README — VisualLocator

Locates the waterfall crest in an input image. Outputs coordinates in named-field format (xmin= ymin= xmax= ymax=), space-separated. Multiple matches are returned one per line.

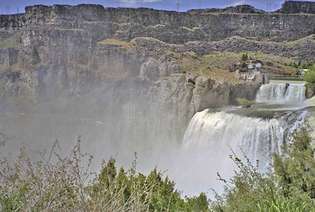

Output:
xmin=183 ymin=110 xmax=303 ymax=171
xmin=256 ymin=82 xmax=305 ymax=104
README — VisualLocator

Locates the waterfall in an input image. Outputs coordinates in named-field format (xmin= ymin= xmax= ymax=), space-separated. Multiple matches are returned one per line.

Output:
xmin=183 ymin=109 xmax=306 ymax=172
xmin=177 ymin=81 xmax=308 ymax=195
xmin=256 ymin=82 xmax=305 ymax=104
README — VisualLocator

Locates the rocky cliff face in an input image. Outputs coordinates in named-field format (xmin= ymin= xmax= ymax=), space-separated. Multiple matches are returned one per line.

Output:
xmin=0 ymin=2 xmax=314 ymax=145
xmin=278 ymin=1 xmax=315 ymax=14
xmin=1 ymin=3 xmax=315 ymax=43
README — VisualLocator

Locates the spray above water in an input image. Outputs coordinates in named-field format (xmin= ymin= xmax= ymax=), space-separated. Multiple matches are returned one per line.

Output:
xmin=177 ymin=108 xmax=307 ymax=195
xmin=183 ymin=110 xmax=285 ymax=172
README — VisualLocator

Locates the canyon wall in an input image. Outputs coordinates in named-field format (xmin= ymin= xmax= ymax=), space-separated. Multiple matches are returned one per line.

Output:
xmin=0 ymin=2 xmax=315 ymax=43
xmin=0 ymin=2 xmax=314 ymax=146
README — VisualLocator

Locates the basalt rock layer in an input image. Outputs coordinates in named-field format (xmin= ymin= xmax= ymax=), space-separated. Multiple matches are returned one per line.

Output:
xmin=1 ymin=3 xmax=315 ymax=43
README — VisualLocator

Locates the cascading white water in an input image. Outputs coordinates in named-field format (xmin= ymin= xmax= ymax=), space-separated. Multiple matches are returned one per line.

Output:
xmin=256 ymin=82 xmax=305 ymax=104
xmin=183 ymin=110 xmax=285 ymax=171
xmin=178 ymin=82 xmax=308 ymax=196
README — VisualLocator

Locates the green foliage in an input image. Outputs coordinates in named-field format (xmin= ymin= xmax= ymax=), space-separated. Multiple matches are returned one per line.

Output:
xmin=241 ymin=53 xmax=248 ymax=62
xmin=304 ymin=65 xmax=315 ymax=83
xmin=0 ymin=34 xmax=20 ymax=49
xmin=90 ymin=159 xmax=209 ymax=211
xmin=0 ymin=145 xmax=84 ymax=211
xmin=236 ymin=98 xmax=255 ymax=107
xmin=287 ymin=61 xmax=313 ymax=69
xmin=211 ymin=130 xmax=315 ymax=212
xmin=288 ymin=61 xmax=301 ymax=68
xmin=301 ymin=63 xmax=313 ymax=69
xmin=305 ymin=82 xmax=315 ymax=98
xmin=1 ymin=130 xmax=315 ymax=211
xmin=186 ymin=193 xmax=209 ymax=212
xmin=0 ymin=143 xmax=209 ymax=211
xmin=273 ymin=130 xmax=315 ymax=200
xmin=0 ymin=184 xmax=28 ymax=211
xmin=97 ymin=38 xmax=133 ymax=49
xmin=256 ymin=197 xmax=313 ymax=212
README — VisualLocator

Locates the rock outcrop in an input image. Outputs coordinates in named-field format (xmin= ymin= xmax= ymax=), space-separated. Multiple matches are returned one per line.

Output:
xmin=188 ymin=5 xmax=266 ymax=14
xmin=278 ymin=1 xmax=315 ymax=14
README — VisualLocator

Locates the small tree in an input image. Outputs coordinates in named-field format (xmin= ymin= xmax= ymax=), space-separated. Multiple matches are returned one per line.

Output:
xmin=241 ymin=53 xmax=248 ymax=62
xmin=211 ymin=129 xmax=315 ymax=212
xmin=304 ymin=65 xmax=315 ymax=83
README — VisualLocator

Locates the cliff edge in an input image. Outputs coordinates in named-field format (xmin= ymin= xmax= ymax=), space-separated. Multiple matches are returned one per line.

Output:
xmin=0 ymin=2 xmax=315 ymax=43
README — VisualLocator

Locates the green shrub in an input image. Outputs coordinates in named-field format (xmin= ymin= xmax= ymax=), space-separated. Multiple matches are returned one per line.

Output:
xmin=211 ymin=129 xmax=315 ymax=212
xmin=0 ymin=142 xmax=209 ymax=211
xmin=301 ymin=63 xmax=313 ymax=69
xmin=1 ymin=130 xmax=314 ymax=211
xmin=304 ymin=65 xmax=315 ymax=83
xmin=305 ymin=82 xmax=315 ymax=98
xmin=236 ymin=98 xmax=255 ymax=107
xmin=241 ymin=53 xmax=248 ymax=62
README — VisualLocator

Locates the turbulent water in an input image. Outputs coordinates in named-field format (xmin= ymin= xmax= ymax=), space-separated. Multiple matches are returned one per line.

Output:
xmin=256 ymin=81 xmax=305 ymax=104
xmin=179 ymin=81 xmax=308 ymax=195
xmin=183 ymin=110 xmax=286 ymax=172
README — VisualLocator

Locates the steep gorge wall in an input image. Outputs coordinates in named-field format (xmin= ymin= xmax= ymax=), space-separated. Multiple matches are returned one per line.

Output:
xmin=0 ymin=3 xmax=315 ymax=44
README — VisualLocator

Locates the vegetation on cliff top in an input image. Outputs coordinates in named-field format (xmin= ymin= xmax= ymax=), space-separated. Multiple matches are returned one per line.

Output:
xmin=94 ymin=38 xmax=300 ymax=85
xmin=97 ymin=39 xmax=134 ymax=49
xmin=180 ymin=51 xmax=296 ymax=84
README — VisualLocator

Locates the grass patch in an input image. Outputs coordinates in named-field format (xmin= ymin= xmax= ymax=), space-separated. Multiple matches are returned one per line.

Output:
xmin=97 ymin=38 xmax=134 ymax=49
xmin=236 ymin=98 xmax=255 ymax=107
xmin=0 ymin=34 xmax=20 ymax=49
xmin=180 ymin=51 xmax=296 ymax=85
xmin=180 ymin=52 xmax=241 ymax=84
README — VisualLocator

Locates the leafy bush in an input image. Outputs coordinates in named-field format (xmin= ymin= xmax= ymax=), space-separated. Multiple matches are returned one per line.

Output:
xmin=241 ymin=53 xmax=248 ymax=62
xmin=236 ymin=98 xmax=255 ymax=107
xmin=1 ymin=130 xmax=314 ymax=211
xmin=304 ymin=65 xmax=315 ymax=83
xmin=211 ymin=130 xmax=315 ymax=211
xmin=0 ymin=142 xmax=209 ymax=211
xmin=89 ymin=159 xmax=209 ymax=211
